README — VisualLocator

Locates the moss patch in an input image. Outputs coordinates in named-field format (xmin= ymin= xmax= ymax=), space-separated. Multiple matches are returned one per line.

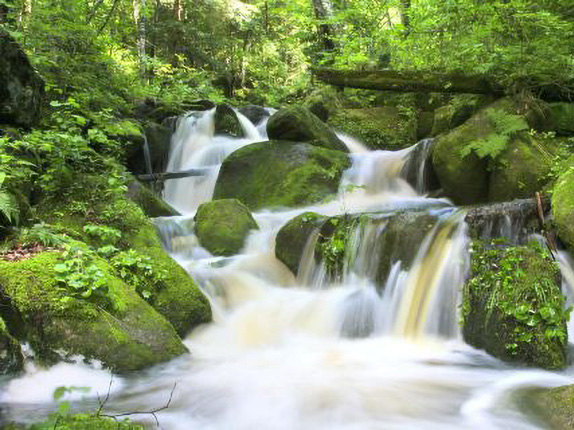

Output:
xmin=462 ymin=240 xmax=569 ymax=370
xmin=328 ymin=107 xmax=417 ymax=150
xmin=552 ymin=166 xmax=574 ymax=251
xmin=195 ymin=199 xmax=258 ymax=256
xmin=529 ymin=384 xmax=574 ymax=429
xmin=267 ymin=107 xmax=348 ymax=152
xmin=214 ymin=141 xmax=350 ymax=210
xmin=27 ymin=414 xmax=143 ymax=430
xmin=0 ymin=315 xmax=23 ymax=374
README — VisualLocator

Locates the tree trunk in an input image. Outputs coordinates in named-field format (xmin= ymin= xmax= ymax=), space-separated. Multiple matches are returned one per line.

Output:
xmin=313 ymin=68 xmax=574 ymax=102
xmin=133 ymin=0 xmax=147 ymax=80
xmin=311 ymin=0 xmax=336 ymax=53
xmin=400 ymin=0 xmax=411 ymax=36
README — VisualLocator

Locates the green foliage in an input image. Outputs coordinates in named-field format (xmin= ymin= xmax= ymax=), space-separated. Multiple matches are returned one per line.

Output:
xmin=54 ymin=245 xmax=111 ymax=308
xmin=460 ymin=108 xmax=529 ymax=161
xmin=0 ymin=172 xmax=19 ymax=226
xmin=110 ymin=249 xmax=165 ymax=300
xmin=317 ymin=216 xmax=356 ymax=278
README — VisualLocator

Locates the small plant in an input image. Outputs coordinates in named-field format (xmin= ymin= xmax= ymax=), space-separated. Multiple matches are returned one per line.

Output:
xmin=54 ymin=245 xmax=111 ymax=308
xmin=0 ymin=172 xmax=19 ymax=226
xmin=110 ymin=250 xmax=165 ymax=300
xmin=83 ymin=224 xmax=122 ymax=246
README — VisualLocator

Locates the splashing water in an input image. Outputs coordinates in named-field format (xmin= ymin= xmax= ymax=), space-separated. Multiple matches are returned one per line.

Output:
xmin=3 ymin=111 xmax=574 ymax=429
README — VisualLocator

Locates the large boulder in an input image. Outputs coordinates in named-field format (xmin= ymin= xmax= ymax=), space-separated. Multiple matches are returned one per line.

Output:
xmin=0 ymin=29 xmax=44 ymax=127
xmin=489 ymin=133 xmax=556 ymax=202
xmin=195 ymin=199 xmax=258 ymax=256
xmin=0 ymin=251 xmax=187 ymax=372
xmin=214 ymin=141 xmax=350 ymax=210
xmin=431 ymin=94 xmax=493 ymax=136
xmin=214 ymin=104 xmax=244 ymax=137
xmin=431 ymin=98 xmax=554 ymax=205
xmin=36 ymin=173 xmax=212 ymax=337
xmin=328 ymin=107 xmax=417 ymax=151
xmin=552 ymin=165 xmax=574 ymax=250
xmin=462 ymin=241 xmax=568 ymax=370
xmin=267 ymin=107 xmax=348 ymax=152
xmin=0 ymin=316 xmax=23 ymax=375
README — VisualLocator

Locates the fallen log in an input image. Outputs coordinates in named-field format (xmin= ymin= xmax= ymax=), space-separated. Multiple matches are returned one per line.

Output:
xmin=136 ymin=168 xmax=208 ymax=182
xmin=313 ymin=68 xmax=574 ymax=102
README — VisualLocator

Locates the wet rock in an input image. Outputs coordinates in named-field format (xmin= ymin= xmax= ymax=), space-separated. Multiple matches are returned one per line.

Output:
xmin=195 ymin=199 xmax=259 ymax=256
xmin=401 ymin=139 xmax=440 ymax=193
xmin=431 ymin=94 xmax=493 ymax=136
xmin=126 ymin=180 xmax=179 ymax=217
xmin=126 ymin=121 xmax=172 ymax=175
xmin=214 ymin=104 xmax=244 ymax=138
xmin=552 ymin=165 xmax=574 ymax=250
xmin=0 ymin=316 xmax=23 ymax=375
xmin=0 ymin=29 xmax=45 ymax=127
xmin=267 ymin=107 xmax=348 ymax=152
xmin=328 ymin=107 xmax=417 ymax=151
xmin=547 ymin=102 xmax=574 ymax=135
xmin=530 ymin=384 xmax=574 ymax=429
xmin=275 ymin=212 xmax=328 ymax=274
xmin=134 ymin=98 xmax=215 ymax=124
xmin=214 ymin=140 xmax=350 ymax=210
xmin=462 ymin=241 xmax=568 ymax=370
xmin=239 ymin=105 xmax=269 ymax=125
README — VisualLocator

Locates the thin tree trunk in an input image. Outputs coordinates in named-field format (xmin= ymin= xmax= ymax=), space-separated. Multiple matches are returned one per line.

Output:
xmin=134 ymin=0 xmax=147 ymax=80
xmin=311 ymin=0 xmax=336 ymax=53
xmin=400 ymin=0 xmax=411 ymax=36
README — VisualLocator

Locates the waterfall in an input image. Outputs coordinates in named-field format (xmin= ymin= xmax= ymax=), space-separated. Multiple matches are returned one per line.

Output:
xmin=4 ymin=108 xmax=574 ymax=430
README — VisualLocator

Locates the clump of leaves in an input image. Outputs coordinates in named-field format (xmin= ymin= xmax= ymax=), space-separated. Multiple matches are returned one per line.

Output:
xmin=110 ymin=250 xmax=165 ymax=301
xmin=54 ymin=245 xmax=111 ymax=308
xmin=0 ymin=172 xmax=19 ymax=226
xmin=460 ymin=108 xmax=529 ymax=161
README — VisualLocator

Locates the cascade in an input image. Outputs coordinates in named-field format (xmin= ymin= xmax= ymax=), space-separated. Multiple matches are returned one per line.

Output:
xmin=3 ymin=109 xmax=574 ymax=430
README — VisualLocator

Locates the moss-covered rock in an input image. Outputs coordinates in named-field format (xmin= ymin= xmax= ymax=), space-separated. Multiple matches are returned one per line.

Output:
xmin=552 ymin=166 xmax=574 ymax=250
xmin=126 ymin=180 xmax=179 ymax=217
xmin=328 ymin=107 xmax=417 ymax=151
xmin=27 ymin=414 xmax=143 ymax=430
xmin=267 ymin=107 xmax=348 ymax=152
xmin=489 ymin=133 xmax=556 ymax=202
xmin=530 ymin=384 xmax=574 ymax=429
xmin=0 ymin=316 xmax=23 ymax=375
xmin=462 ymin=241 xmax=569 ymax=370
xmin=0 ymin=251 xmax=187 ymax=372
xmin=431 ymin=94 xmax=493 ymax=136
xmin=36 ymin=174 xmax=212 ymax=337
xmin=214 ymin=140 xmax=350 ymax=210
xmin=214 ymin=104 xmax=244 ymax=138
xmin=275 ymin=212 xmax=327 ymax=275
xmin=431 ymin=98 xmax=531 ymax=205
xmin=195 ymin=199 xmax=258 ymax=256
xmin=303 ymin=86 xmax=347 ymax=122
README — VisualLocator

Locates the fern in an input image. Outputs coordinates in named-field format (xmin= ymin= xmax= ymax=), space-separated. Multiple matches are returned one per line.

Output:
xmin=0 ymin=172 xmax=19 ymax=225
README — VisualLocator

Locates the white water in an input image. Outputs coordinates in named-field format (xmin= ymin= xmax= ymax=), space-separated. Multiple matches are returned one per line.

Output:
xmin=2 ymin=111 xmax=574 ymax=429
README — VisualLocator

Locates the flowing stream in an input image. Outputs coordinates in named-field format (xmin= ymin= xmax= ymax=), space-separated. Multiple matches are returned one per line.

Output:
xmin=2 ymin=109 xmax=574 ymax=429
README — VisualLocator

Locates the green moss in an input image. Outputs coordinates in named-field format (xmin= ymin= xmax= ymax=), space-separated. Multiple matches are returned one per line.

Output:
xmin=214 ymin=141 xmax=350 ymax=210
xmin=462 ymin=240 xmax=569 ymax=370
xmin=275 ymin=211 xmax=327 ymax=275
xmin=28 ymin=414 xmax=143 ymax=430
xmin=194 ymin=199 xmax=259 ymax=256
xmin=0 ymin=251 xmax=187 ymax=372
xmin=548 ymin=102 xmax=574 ymax=135
xmin=489 ymin=133 xmax=556 ymax=202
xmin=431 ymin=94 xmax=492 ymax=136
xmin=126 ymin=180 xmax=179 ymax=218
xmin=529 ymin=384 xmax=574 ymax=429
xmin=315 ymin=215 xmax=357 ymax=280
xmin=328 ymin=107 xmax=416 ymax=150
xmin=267 ymin=107 xmax=348 ymax=152
xmin=552 ymin=166 xmax=574 ymax=251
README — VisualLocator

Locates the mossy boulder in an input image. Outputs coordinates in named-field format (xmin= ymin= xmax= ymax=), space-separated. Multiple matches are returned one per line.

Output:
xmin=36 ymin=174 xmax=212 ymax=337
xmin=431 ymin=98 xmax=549 ymax=205
xmin=0 ymin=316 xmax=23 ymax=375
xmin=126 ymin=180 xmax=179 ymax=217
xmin=489 ymin=133 xmax=556 ymax=202
xmin=552 ymin=166 xmax=574 ymax=250
xmin=267 ymin=107 xmax=348 ymax=152
xmin=431 ymin=94 xmax=493 ymax=136
xmin=195 ymin=199 xmax=259 ymax=256
xmin=303 ymin=86 xmax=347 ymax=122
xmin=214 ymin=140 xmax=350 ymax=210
xmin=0 ymin=251 xmax=187 ymax=372
xmin=462 ymin=241 xmax=569 ymax=370
xmin=328 ymin=107 xmax=417 ymax=151
xmin=530 ymin=384 xmax=574 ymax=429
xmin=214 ymin=104 xmax=244 ymax=138
xmin=275 ymin=212 xmax=327 ymax=274
xmin=0 ymin=29 xmax=45 ymax=127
